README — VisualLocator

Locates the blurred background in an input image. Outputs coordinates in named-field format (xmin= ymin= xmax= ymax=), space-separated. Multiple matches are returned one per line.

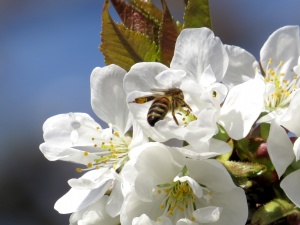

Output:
xmin=0 ymin=0 xmax=299 ymax=224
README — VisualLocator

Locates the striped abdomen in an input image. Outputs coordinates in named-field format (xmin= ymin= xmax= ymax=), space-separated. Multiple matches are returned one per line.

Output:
xmin=147 ymin=97 xmax=170 ymax=126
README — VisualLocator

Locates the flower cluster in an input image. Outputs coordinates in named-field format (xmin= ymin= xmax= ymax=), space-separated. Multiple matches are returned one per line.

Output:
xmin=40 ymin=26 xmax=300 ymax=224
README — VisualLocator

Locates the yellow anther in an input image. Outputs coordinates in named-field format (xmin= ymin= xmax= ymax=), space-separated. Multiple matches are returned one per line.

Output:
xmin=96 ymin=126 xmax=100 ymax=130
xmin=191 ymin=217 xmax=196 ymax=222
xmin=84 ymin=151 xmax=89 ymax=156
xmin=279 ymin=60 xmax=284 ymax=66
xmin=160 ymin=204 xmax=165 ymax=209
xmin=113 ymin=164 xmax=116 ymax=169
xmin=280 ymin=72 xmax=285 ymax=76
xmin=94 ymin=144 xmax=97 ymax=147
xmin=157 ymin=189 xmax=161 ymax=194
xmin=87 ymin=163 xmax=93 ymax=168
xmin=269 ymin=58 xmax=273 ymax=63
xmin=76 ymin=168 xmax=83 ymax=172
xmin=95 ymin=166 xmax=99 ymax=169
xmin=91 ymin=137 xmax=95 ymax=140
xmin=113 ymin=131 xmax=119 ymax=136
xmin=294 ymin=76 xmax=298 ymax=80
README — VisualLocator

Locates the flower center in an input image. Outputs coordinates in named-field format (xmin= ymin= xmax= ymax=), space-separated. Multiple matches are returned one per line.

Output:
xmin=76 ymin=127 xmax=131 ymax=172
xmin=155 ymin=173 xmax=212 ymax=222
xmin=264 ymin=58 xmax=300 ymax=111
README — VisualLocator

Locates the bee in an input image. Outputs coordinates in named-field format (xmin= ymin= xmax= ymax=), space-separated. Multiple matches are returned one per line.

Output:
xmin=130 ymin=88 xmax=192 ymax=127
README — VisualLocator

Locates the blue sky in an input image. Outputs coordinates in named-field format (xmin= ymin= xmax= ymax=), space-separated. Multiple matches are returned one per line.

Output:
xmin=1 ymin=0 xmax=300 ymax=224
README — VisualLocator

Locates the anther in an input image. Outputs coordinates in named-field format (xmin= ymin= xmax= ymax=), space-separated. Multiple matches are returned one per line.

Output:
xmin=76 ymin=168 xmax=82 ymax=172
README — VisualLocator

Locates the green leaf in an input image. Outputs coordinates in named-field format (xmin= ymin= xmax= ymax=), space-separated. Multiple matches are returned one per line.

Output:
xmin=100 ymin=0 xmax=159 ymax=71
xmin=213 ymin=124 xmax=230 ymax=142
xmin=110 ymin=0 xmax=160 ymax=42
xmin=158 ymin=0 xmax=179 ymax=66
xmin=251 ymin=198 xmax=297 ymax=225
xmin=260 ymin=123 xmax=271 ymax=141
xmin=183 ymin=0 xmax=212 ymax=29
xmin=234 ymin=137 xmax=252 ymax=160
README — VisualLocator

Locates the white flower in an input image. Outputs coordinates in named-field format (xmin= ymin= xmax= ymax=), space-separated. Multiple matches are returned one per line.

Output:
xmin=40 ymin=65 xmax=140 ymax=171
xmin=39 ymin=64 xmax=147 ymax=216
xmin=223 ymin=26 xmax=300 ymax=177
xmin=124 ymin=28 xmax=232 ymax=158
xmin=120 ymin=142 xmax=248 ymax=225
xmin=259 ymin=26 xmax=300 ymax=177
xmin=124 ymin=28 xmax=265 ymax=160
xmin=69 ymin=195 xmax=120 ymax=225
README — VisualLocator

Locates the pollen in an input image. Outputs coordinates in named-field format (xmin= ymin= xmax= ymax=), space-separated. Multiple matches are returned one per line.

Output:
xmin=76 ymin=168 xmax=82 ymax=173
xmin=87 ymin=163 xmax=93 ymax=168
xmin=264 ymin=59 xmax=300 ymax=111
xmin=83 ymin=151 xmax=89 ymax=156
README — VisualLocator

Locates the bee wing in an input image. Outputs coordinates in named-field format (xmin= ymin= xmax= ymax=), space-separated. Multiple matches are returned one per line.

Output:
xmin=150 ymin=88 xmax=170 ymax=94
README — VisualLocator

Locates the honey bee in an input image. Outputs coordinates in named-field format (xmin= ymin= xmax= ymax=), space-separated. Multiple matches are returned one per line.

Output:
xmin=130 ymin=88 xmax=192 ymax=126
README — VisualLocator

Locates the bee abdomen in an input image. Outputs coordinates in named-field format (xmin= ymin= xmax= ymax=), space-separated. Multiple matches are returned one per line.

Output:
xmin=147 ymin=97 xmax=169 ymax=126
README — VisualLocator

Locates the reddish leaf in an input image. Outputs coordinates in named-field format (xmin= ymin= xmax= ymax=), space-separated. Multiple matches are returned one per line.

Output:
xmin=159 ymin=0 xmax=179 ymax=66
xmin=110 ymin=0 xmax=160 ymax=42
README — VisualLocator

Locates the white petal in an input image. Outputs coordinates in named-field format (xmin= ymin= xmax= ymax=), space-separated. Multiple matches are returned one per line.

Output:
xmin=280 ymin=169 xmax=300 ymax=207
xmin=293 ymin=137 xmax=300 ymax=161
xmin=186 ymin=159 xmax=236 ymax=193
xmin=128 ymin=114 xmax=149 ymax=149
xmin=199 ymin=65 xmax=217 ymax=87
xmin=69 ymin=196 xmax=120 ymax=225
xmin=135 ymin=171 xmax=154 ymax=202
xmin=210 ymin=188 xmax=248 ymax=225
xmin=280 ymin=89 xmax=300 ymax=136
xmin=120 ymin=191 xmax=164 ymax=225
xmin=267 ymin=120 xmax=295 ymax=177
xmin=219 ymin=78 xmax=265 ymax=140
xmin=171 ymin=28 xmax=228 ymax=82
xmin=260 ymin=26 xmax=300 ymax=80
xmin=155 ymin=69 xmax=186 ymax=87
xmin=54 ymin=179 xmax=113 ymax=214
xmin=106 ymin=180 xmax=124 ymax=217
xmin=176 ymin=219 xmax=198 ymax=225
xmin=134 ymin=143 xmax=181 ymax=184
xmin=222 ymin=45 xmax=258 ymax=89
xmin=68 ymin=168 xmax=112 ymax=190
xmin=174 ymin=138 xmax=231 ymax=160
xmin=123 ymin=62 xmax=169 ymax=94
xmin=132 ymin=214 xmax=156 ymax=225
xmin=193 ymin=206 xmax=222 ymax=223
xmin=133 ymin=215 xmax=173 ymax=225
xmin=90 ymin=65 xmax=131 ymax=134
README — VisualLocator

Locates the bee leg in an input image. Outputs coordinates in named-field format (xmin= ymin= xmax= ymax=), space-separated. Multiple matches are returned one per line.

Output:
xmin=183 ymin=101 xmax=192 ymax=112
xmin=172 ymin=99 xmax=179 ymax=125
